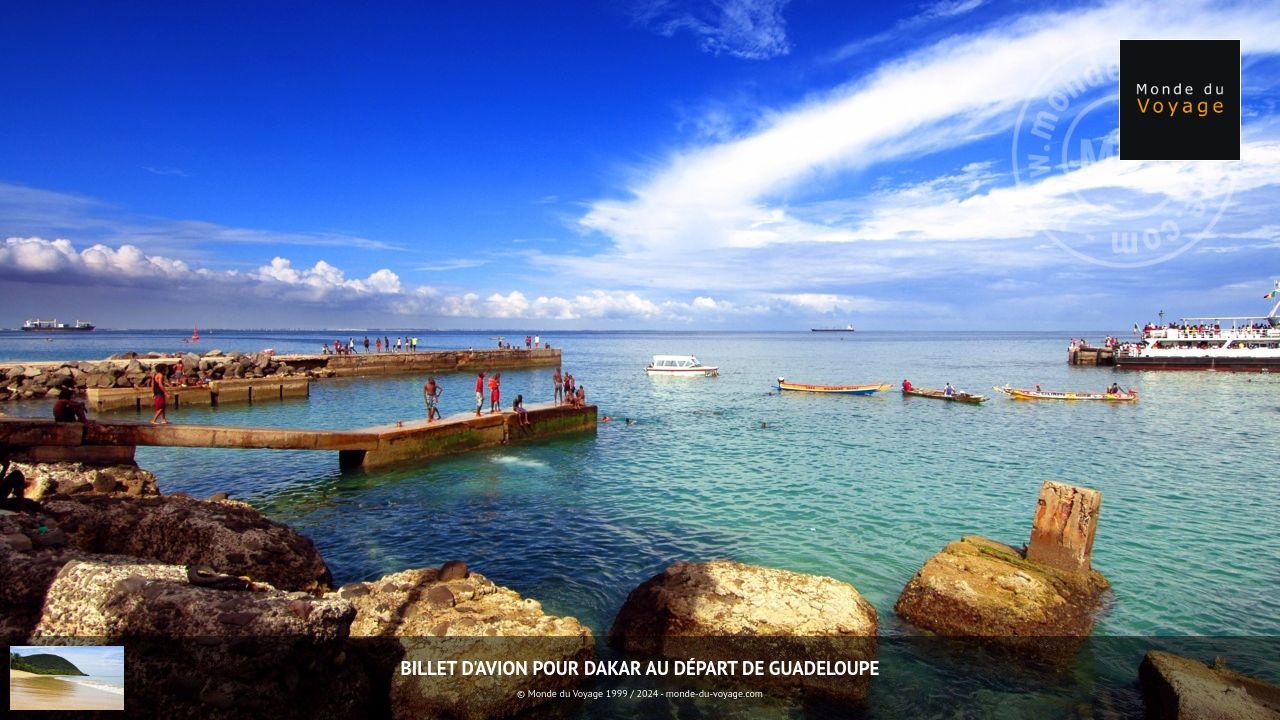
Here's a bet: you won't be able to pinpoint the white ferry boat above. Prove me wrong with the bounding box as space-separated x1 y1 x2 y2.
645 355 719 377
1116 281 1280 371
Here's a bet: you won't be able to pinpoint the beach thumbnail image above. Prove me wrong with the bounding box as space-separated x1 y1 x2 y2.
10 645 124 711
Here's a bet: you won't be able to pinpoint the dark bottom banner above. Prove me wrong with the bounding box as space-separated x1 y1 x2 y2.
9 636 1279 719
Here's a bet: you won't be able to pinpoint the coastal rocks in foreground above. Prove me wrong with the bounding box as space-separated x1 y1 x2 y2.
14 461 158 499
343 562 595 720
609 559 878 701
894 481 1109 659
1139 650 1280 720
0 509 131 642
32 559 369 720
38 493 333 592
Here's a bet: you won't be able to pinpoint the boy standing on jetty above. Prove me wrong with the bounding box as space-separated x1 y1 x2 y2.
423 377 441 422
475 371 485 416
488 373 501 413
553 367 562 405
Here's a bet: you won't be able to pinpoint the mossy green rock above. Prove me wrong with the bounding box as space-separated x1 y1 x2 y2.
895 536 1109 641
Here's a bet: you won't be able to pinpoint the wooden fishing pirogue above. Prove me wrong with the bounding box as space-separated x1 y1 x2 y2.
776 379 892 395
902 386 986 404
993 385 1138 402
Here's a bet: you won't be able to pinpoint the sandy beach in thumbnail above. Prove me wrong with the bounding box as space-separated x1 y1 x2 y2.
10 668 124 711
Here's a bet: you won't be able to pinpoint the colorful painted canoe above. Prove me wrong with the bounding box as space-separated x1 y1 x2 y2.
776 380 891 395
993 386 1138 402
902 387 986 404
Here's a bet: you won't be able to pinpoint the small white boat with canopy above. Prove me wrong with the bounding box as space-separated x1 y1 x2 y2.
645 355 719 377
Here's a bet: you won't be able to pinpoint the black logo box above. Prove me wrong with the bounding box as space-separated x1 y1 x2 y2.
1120 39 1240 160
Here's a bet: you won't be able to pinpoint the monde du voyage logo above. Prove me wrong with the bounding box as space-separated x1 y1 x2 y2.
1121 39 1241 161
1012 39 1240 268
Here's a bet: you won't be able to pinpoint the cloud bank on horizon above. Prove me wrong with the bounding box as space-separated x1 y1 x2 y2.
1 0 1278 329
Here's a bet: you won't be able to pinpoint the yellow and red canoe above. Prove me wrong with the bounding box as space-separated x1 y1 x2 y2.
777 380 892 395
993 385 1138 402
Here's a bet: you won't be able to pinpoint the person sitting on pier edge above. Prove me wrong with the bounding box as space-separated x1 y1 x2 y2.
424 377 441 422
943 382 954 397
512 394 530 426
575 385 585 407
489 373 501 414
475 371 485 416
902 379 913 393
53 387 88 423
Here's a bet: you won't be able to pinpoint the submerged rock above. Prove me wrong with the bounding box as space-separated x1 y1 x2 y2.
344 566 594 720
1140 650 1280 720
39 493 332 592
894 536 1108 655
609 559 878 701
896 481 1110 662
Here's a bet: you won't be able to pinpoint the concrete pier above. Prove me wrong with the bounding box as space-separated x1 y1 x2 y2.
0 347 561 403
0 402 595 470
283 347 561 377
86 378 310 413
1067 344 1116 366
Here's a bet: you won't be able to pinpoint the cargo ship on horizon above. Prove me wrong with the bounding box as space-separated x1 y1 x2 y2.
21 318 95 332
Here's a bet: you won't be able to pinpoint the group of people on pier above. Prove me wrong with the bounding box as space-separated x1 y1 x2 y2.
420 366 585 424
323 336 421 355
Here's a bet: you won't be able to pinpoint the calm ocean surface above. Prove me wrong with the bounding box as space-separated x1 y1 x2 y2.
3 329 1278 717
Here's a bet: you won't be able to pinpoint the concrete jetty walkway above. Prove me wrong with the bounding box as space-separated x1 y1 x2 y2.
0 402 596 470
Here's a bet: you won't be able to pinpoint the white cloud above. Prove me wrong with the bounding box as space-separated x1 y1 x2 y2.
575 0 1280 293
0 236 743 323
634 0 792 60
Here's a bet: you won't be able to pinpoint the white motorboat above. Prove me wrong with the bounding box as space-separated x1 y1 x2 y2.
645 355 719 377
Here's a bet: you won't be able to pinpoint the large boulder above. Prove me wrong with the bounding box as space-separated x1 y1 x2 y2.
1139 650 1280 720
894 536 1108 657
39 494 332 592
609 560 878 701
32 560 369 720
0 510 127 643
15 461 159 500
343 563 594 720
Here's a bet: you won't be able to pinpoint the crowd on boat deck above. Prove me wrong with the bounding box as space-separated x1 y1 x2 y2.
1139 321 1277 339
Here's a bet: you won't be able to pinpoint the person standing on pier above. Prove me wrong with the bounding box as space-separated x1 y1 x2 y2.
376 337 382 353
364 336 370 353
150 364 169 425
488 373 501 414
424 377 441 422
475 371 485 416
553 367 563 405
534 335 540 348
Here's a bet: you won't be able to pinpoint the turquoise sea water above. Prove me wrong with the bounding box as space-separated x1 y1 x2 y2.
4 330 1278 716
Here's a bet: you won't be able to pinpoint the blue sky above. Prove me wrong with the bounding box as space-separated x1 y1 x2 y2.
2 0 1278 329
11 645 124 676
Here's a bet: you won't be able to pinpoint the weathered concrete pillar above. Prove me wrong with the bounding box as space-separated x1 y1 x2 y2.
1026 480 1102 573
